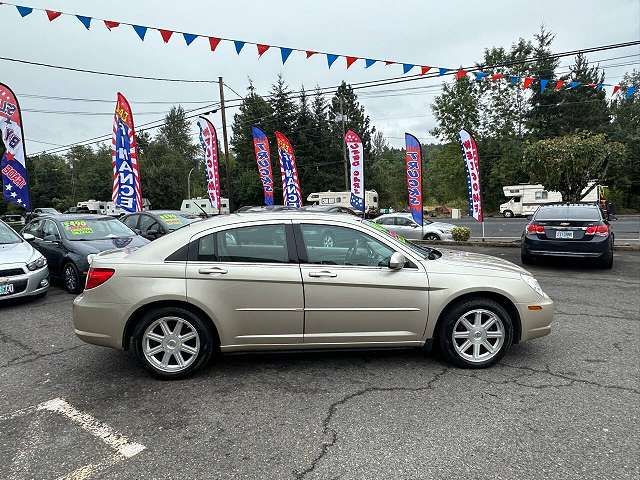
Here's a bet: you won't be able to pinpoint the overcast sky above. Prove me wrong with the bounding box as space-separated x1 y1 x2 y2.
2 0 639 155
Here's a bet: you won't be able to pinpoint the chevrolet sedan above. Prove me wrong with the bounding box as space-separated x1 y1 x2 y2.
73 212 553 378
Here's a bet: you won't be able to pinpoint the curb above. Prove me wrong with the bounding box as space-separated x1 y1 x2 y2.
413 239 640 252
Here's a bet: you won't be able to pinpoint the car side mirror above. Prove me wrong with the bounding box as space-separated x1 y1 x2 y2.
22 233 35 241
389 252 406 270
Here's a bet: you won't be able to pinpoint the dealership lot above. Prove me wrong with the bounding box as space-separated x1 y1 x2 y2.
1 246 638 479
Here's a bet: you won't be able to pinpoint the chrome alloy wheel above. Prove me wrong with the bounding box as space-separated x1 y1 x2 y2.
142 316 201 373
452 309 505 363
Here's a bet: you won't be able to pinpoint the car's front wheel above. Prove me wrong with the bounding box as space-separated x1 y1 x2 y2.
63 262 82 294
133 307 215 379
437 299 513 368
423 233 441 241
503 210 514 218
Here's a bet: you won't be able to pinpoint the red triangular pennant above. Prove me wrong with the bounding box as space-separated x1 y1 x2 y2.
613 85 621 95
346 56 358 69
305 50 316 58
587 83 597 89
455 68 467 80
45 10 62 21
104 20 120 30
491 73 504 81
420 66 432 75
257 44 270 57
209 37 221 52
555 80 565 91
384 60 396 66
159 29 173 43
523 77 534 89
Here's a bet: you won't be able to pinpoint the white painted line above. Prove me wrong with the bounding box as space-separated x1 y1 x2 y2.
37 398 146 458
54 454 121 480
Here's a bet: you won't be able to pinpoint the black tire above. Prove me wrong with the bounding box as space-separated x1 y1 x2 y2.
596 243 613 269
63 262 82 294
423 233 441 241
503 210 514 218
132 306 215 379
521 248 536 265
437 298 513 369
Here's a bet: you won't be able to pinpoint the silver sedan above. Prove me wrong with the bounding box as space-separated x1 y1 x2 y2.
373 213 456 241
73 212 553 378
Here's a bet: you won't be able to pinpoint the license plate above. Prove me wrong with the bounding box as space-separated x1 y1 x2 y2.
556 230 574 239
0 283 15 296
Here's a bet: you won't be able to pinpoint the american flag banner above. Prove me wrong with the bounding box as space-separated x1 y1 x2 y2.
344 130 364 213
1 82 30 210
111 92 142 213
275 131 302 208
197 117 221 210
458 129 484 223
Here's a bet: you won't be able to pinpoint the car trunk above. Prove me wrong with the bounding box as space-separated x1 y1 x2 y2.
535 220 592 241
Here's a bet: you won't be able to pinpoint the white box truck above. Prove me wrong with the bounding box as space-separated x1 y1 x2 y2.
499 183 601 217
180 197 230 215
306 190 379 211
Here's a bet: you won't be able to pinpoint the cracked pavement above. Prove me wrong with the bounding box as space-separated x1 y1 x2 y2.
0 247 638 479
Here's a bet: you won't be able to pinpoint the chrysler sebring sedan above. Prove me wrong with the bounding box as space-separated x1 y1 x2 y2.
73 212 553 378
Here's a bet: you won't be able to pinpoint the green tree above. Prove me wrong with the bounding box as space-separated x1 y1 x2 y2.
431 75 480 143
523 132 626 202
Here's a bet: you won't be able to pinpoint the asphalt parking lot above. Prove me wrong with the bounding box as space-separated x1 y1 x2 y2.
1 246 638 479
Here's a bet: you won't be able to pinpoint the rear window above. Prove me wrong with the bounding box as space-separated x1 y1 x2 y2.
535 206 602 221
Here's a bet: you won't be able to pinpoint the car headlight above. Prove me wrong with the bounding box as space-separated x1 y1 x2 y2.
521 274 547 297
26 255 47 271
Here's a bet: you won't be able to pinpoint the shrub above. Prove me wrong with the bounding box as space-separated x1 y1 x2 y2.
451 226 471 242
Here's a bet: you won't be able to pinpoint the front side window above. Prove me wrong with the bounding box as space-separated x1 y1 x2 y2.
191 224 289 264
395 217 414 227
42 220 61 241
377 217 394 226
23 220 43 239
122 215 139 230
300 224 395 267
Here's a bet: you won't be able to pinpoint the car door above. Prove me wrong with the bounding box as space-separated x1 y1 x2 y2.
394 216 421 239
37 219 66 275
185 221 304 348
295 220 429 345
121 214 140 234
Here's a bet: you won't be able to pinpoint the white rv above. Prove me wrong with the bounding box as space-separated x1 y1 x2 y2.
180 197 230 216
499 183 601 217
306 190 379 211
77 200 108 214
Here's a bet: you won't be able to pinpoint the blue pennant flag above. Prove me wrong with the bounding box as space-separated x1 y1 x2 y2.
76 15 91 30
327 54 339 68
402 64 414 74
280 47 293 64
438 67 449 76
132 25 147 41
234 40 245 54
365 59 376 68
183 33 198 46
473 71 488 80
568 81 581 89
16 6 33 17
627 86 637 98
540 79 549 92
509 76 520 85
595 83 604 91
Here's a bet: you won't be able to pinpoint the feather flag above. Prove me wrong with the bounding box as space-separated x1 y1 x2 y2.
458 129 483 223
197 117 221 211
345 130 365 212
111 93 142 213
275 132 302 208
251 127 275 206
404 133 423 226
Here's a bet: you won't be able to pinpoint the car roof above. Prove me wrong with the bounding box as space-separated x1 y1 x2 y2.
538 202 599 209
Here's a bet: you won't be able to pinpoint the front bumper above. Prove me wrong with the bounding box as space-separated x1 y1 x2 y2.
516 296 554 341
0 266 49 301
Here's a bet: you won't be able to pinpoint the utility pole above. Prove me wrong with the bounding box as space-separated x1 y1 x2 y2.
339 96 348 191
218 77 232 211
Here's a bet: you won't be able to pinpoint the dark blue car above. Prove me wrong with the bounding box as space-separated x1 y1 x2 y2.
521 204 613 269
21 214 149 293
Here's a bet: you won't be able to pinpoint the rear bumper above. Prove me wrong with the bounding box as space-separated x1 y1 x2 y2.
0 267 49 301
72 293 129 349
517 296 554 342
523 234 611 258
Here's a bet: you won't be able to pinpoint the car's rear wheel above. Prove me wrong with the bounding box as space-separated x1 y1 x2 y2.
503 210 514 218
521 248 537 265
424 233 441 241
597 241 614 269
63 262 82 294
133 307 214 379
438 299 513 368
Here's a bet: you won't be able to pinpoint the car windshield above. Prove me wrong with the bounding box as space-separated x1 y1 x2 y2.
0 221 22 244
60 218 136 241
157 212 201 231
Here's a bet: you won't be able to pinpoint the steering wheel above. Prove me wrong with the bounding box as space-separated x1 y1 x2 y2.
345 238 361 265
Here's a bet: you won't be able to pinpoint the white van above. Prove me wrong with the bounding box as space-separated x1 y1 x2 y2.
306 190 379 211
499 183 602 217
180 197 230 216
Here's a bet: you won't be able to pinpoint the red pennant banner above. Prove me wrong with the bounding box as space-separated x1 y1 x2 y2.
420 66 432 75
523 77 534 89
159 29 173 43
613 85 621 95
455 68 467 80
555 80 565 91
45 10 61 21
257 44 270 57
491 73 504 81
104 20 119 30
384 60 396 66
305 50 316 58
209 37 221 52
346 56 358 69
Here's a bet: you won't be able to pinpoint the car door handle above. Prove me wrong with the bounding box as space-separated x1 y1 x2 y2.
308 270 337 278
198 267 228 275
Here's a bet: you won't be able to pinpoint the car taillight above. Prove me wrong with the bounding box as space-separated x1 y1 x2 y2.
526 223 545 234
85 267 115 290
586 225 609 237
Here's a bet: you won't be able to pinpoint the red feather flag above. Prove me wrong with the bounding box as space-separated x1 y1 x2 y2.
45 10 62 21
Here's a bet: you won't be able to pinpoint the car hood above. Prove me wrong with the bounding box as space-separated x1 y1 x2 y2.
435 249 529 276
0 241 36 265
67 236 149 255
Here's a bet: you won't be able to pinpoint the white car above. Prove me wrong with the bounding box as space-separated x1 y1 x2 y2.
373 213 455 241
